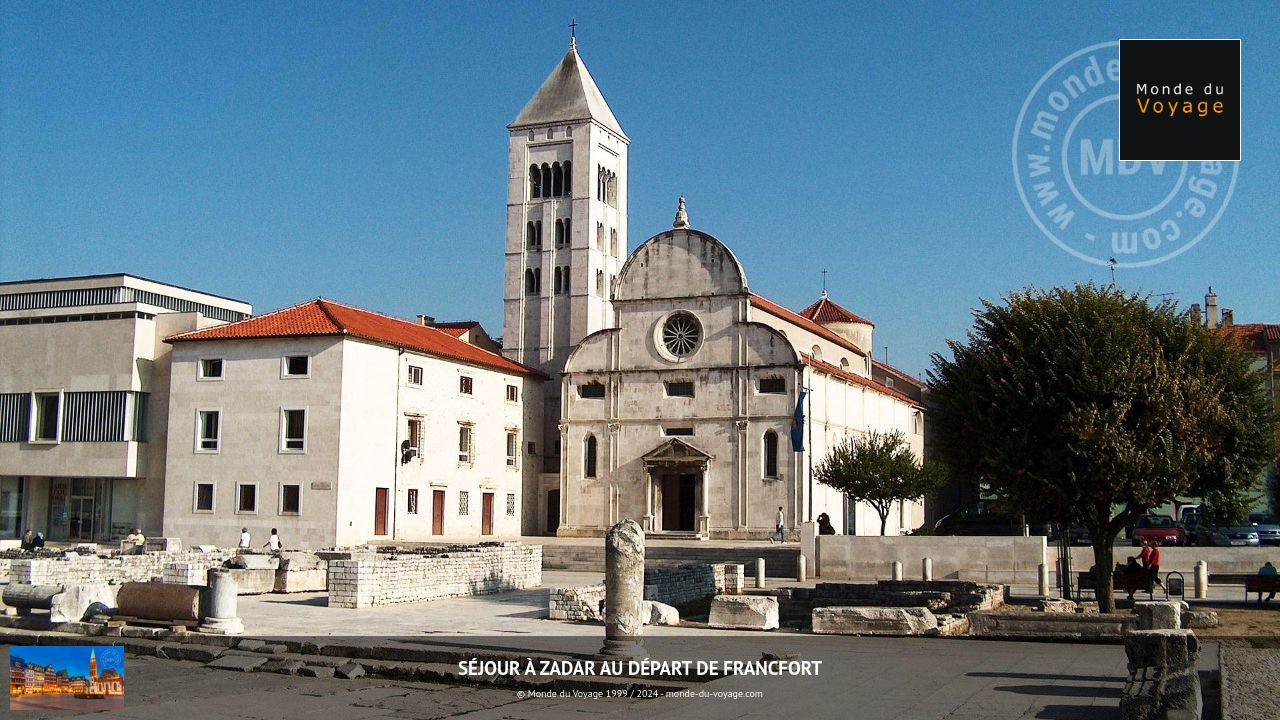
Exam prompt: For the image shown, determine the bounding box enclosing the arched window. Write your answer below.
[553,267,562,293]
[584,435,598,478]
[527,221,537,250]
[524,269,535,294]
[562,266,570,293]
[610,228,618,256]
[552,163,563,197]
[763,430,779,478]
[563,218,570,245]
[563,161,571,194]
[811,345,822,361]
[535,220,543,248]
[596,222,604,249]
[533,268,541,294]
[541,164,551,197]
[839,357,850,371]
[596,269,604,296]
[529,165,541,199]
[554,219,564,247]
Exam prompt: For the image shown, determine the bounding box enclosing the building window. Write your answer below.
[664,380,695,398]
[554,267,562,294]
[459,376,474,395]
[584,434,598,478]
[758,377,786,394]
[236,483,258,513]
[610,228,618,256]
[596,222,605,250]
[506,384,519,402]
[196,410,220,452]
[407,488,419,514]
[578,382,605,399]
[458,424,474,464]
[198,358,224,380]
[763,430,779,479]
[562,266,570,293]
[194,482,215,513]
[885,377,896,389]
[661,313,701,358]
[280,484,301,515]
[506,431,518,467]
[596,270,604,296]
[527,440,537,455]
[459,490,470,516]
[31,392,61,442]
[407,365,423,386]
[913,412,923,435]
[282,355,310,378]
[507,493,517,516]
[404,416,423,463]
[663,427,694,437]
[281,409,307,453]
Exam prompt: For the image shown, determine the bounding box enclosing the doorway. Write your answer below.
[432,490,445,535]
[546,489,560,535]
[373,487,389,536]
[481,492,494,535]
[660,474,697,532]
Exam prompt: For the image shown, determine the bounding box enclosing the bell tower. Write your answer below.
[503,39,629,475]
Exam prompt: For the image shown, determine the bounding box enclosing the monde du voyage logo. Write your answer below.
[1013,40,1240,268]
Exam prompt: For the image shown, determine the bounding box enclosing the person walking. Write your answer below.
[263,528,282,552]
[769,506,786,544]
[1139,538,1163,589]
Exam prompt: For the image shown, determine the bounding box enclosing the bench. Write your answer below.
[1244,575,1280,602]
[1076,571,1154,601]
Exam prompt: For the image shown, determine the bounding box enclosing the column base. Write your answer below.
[197,616,245,635]
[597,638,647,660]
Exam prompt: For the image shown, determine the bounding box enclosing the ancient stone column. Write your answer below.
[1038,563,1050,599]
[922,558,933,582]
[755,558,766,589]
[797,554,807,583]
[600,519,646,658]
[198,568,244,635]
[892,561,903,581]
[1194,561,1208,599]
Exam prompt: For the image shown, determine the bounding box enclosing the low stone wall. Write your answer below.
[969,610,1138,641]
[327,543,541,609]
[802,580,1004,613]
[813,535,1047,585]
[10,550,238,586]
[548,585,606,621]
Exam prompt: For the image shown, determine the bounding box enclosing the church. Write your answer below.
[503,40,927,539]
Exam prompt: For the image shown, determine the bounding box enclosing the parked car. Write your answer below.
[1248,513,1280,546]
[933,501,1052,536]
[1131,515,1186,546]
[1049,525,1093,545]
[1194,523,1261,547]
[1181,511,1204,543]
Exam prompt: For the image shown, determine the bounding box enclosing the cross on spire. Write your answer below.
[820,269,828,299]
[569,18,577,49]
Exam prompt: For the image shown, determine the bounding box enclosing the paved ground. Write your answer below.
[7,637,1194,720]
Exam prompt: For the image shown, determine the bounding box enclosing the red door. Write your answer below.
[374,487,389,535]
[481,492,494,535]
[432,490,445,535]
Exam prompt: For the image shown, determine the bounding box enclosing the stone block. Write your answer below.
[335,662,366,679]
[1032,598,1077,614]
[1181,610,1218,629]
[232,554,279,571]
[812,606,939,636]
[299,665,336,678]
[227,568,277,594]
[1134,601,1182,631]
[261,659,306,675]
[708,595,779,630]
[207,654,268,672]
[643,600,680,626]
[274,569,327,593]
[1125,629,1200,674]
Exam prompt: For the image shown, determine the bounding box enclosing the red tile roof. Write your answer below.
[1220,323,1280,353]
[426,321,480,338]
[167,299,545,379]
[799,295,874,326]
[749,293,867,358]
[871,358,926,389]
[801,353,924,409]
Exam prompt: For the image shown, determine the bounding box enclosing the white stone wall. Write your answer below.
[327,543,542,609]
[9,549,236,586]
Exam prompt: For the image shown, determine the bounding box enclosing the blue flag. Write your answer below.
[790,389,806,451]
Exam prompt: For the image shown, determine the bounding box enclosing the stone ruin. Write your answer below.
[792,579,1005,636]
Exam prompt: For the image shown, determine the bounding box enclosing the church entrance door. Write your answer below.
[660,474,698,532]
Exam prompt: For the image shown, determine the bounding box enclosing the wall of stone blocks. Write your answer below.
[549,563,743,621]
[327,543,542,609]
[548,584,606,621]
[9,550,237,586]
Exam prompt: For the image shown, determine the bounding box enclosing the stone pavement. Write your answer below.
[15,637,1209,720]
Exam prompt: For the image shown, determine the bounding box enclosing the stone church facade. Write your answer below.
[505,43,925,538]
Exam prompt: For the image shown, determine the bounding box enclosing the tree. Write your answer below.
[929,284,1277,612]
[815,430,945,535]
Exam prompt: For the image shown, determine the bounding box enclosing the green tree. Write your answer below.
[815,430,945,536]
[928,284,1276,612]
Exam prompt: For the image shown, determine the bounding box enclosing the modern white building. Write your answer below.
[162,299,545,548]
[0,274,251,542]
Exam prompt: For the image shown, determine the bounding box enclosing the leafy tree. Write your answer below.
[929,284,1276,612]
[815,430,945,536]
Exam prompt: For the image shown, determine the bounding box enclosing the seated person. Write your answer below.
[20,529,35,552]
[125,528,146,555]
[817,512,836,535]
[1258,561,1278,604]
[32,531,45,549]
[1121,556,1147,600]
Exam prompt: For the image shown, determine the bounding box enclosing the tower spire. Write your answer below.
[672,196,689,228]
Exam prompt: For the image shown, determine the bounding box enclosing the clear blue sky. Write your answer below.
[10,645,124,678]
[2,2,1276,378]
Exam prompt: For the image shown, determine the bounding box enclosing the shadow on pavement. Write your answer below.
[994,684,1123,698]
[968,671,1121,683]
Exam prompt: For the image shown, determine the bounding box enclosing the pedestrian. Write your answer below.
[769,506,786,544]
[1139,538,1163,588]
[238,527,251,549]
[125,528,146,555]
[32,531,44,549]
[1259,561,1278,604]
[263,528,281,552]
[20,529,35,552]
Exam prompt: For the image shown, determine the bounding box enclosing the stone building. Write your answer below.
[162,299,544,547]
[554,209,926,539]
[0,274,251,542]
